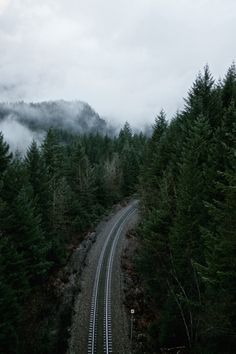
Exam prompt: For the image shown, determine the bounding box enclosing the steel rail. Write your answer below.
[87,204,136,354]
[104,208,136,354]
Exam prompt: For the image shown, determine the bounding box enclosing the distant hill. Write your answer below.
[0,100,111,151]
[0,100,108,134]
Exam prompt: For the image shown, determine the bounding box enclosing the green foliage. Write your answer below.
[138,65,236,353]
[222,62,236,108]
[0,236,29,354]
[0,121,146,352]
[0,131,12,177]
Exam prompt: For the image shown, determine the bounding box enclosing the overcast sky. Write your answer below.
[0,0,235,126]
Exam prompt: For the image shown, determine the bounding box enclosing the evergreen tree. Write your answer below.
[12,186,50,282]
[67,142,97,230]
[0,131,12,177]
[120,143,139,196]
[150,110,168,149]
[41,129,65,239]
[118,121,132,152]
[222,62,236,108]
[198,175,236,351]
[184,65,222,129]
[0,235,29,353]
[41,129,62,179]
[25,140,42,196]
[0,119,147,353]
[138,65,236,352]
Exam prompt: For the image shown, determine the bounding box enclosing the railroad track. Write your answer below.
[87,204,137,354]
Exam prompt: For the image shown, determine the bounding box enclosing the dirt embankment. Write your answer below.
[121,230,158,354]
[121,230,188,354]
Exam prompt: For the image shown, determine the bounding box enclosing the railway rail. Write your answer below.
[87,203,137,354]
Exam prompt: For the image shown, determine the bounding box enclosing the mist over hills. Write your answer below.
[0,100,111,152]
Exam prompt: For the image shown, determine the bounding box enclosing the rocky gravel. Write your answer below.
[68,201,139,354]
[112,211,140,354]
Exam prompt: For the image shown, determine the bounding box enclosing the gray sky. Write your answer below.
[0,0,235,126]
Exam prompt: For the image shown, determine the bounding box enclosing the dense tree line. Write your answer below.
[0,123,146,353]
[138,64,236,353]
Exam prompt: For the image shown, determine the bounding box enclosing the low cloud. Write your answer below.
[0,115,44,153]
[0,0,235,125]
[0,100,110,152]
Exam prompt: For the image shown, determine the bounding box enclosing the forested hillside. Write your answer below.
[0,101,108,135]
[0,101,112,152]
[138,64,236,353]
[0,123,146,353]
[1,64,236,354]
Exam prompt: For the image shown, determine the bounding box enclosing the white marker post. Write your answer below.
[130,309,135,352]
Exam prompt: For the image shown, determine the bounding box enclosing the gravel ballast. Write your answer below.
[68,201,139,354]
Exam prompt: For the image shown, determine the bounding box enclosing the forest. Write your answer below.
[0,124,146,353]
[138,64,236,353]
[0,63,236,354]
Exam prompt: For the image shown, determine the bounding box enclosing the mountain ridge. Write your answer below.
[0,100,108,135]
[0,100,111,151]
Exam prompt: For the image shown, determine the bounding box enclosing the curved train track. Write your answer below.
[87,203,137,354]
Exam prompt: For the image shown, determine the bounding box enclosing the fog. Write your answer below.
[0,115,44,152]
[0,0,236,126]
[0,100,110,152]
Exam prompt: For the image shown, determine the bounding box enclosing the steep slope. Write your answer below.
[0,100,109,151]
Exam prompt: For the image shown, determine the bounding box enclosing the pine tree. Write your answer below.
[222,62,236,108]
[120,143,139,196]
[0,131,12,177]
[184,65,222,129]
[139,110,173,212]
[0,235,29,353]
[41,129,62,179]
[52,177,72,237]
[118,122,133,152]
[196,122,236,352]
[41,129,65,236]
[103,153,122,203]
[150,110,168,149]
[25,140,42,196]
[137,65,236,352]
[10,186,50,282]
[184,65,214,116]
[67,142,97,230]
